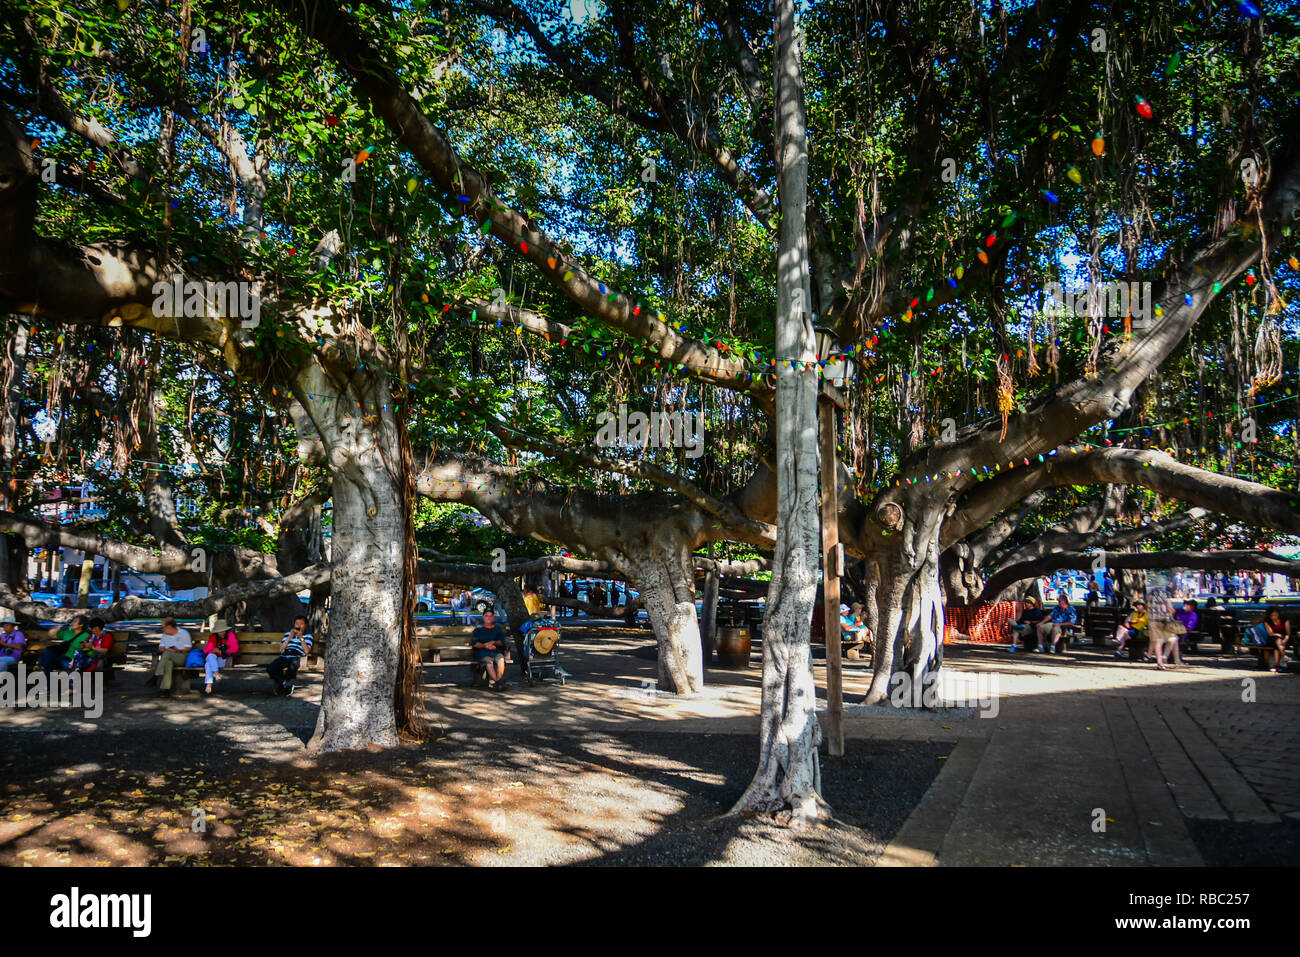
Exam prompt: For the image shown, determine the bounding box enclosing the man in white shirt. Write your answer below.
[152,617,193,696]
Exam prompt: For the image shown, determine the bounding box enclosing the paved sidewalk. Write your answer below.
[881,644,1300,866]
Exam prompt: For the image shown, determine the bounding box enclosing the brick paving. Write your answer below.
[884,642,1300,865]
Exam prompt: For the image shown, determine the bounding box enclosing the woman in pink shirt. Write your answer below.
[202,620,240,695]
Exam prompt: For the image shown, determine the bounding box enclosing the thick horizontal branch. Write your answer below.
[0,510,192,573]
[0,563,330,625]
[981,550,1300,600]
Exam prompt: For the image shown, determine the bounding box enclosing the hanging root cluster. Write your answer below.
[1085,315,1103,379]
[996,353,1014,441]
[1250,314,1283,395]
[393,395,426,742]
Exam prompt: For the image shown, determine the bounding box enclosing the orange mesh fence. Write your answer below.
[944,601,1024,643]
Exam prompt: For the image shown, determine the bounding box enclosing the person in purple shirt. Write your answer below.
[1174,600,1198,634]
[0,618,26,673]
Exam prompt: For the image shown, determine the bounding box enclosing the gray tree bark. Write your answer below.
[731,0,829,822]
[297,363,406,752]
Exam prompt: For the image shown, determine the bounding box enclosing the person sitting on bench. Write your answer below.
[1114,602,1147,658]
[1173,600,1199,655]
[0,618,27,673]
[40,615,90,673]
[268,616,312,696]
[1007,597,1046,653]
[71,619,113,672]
[1038,595,1078,654]
[203,620,240,695]
[472,609,510,692]
[151,618,193,696]
[1263,605,1293,674]
[848,603,872,645]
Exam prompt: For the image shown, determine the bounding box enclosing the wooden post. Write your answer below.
[818,391,844,757]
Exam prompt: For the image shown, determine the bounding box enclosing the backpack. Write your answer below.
[1244,623,1270,647]
[185,648,205,667]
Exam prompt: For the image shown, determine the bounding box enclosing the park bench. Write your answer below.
[1192,607,1239,655]
[21,630,131,680]
[151,625,480,694]
[150,631,328,695]
[1083,605,1121,647]
[1238,606,1300,670]
[416,624,476,661]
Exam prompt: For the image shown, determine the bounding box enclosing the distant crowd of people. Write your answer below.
[1007,588,1294,674]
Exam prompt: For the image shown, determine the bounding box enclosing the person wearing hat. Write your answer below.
[1007,596,1046,653]
[1114,601,1147,658]
[202,619,240,695]
[0,617,26,673]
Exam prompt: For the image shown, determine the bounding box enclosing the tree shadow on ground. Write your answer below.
[0,722,947,866]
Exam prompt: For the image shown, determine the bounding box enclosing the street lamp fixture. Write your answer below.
[814,324,855,386]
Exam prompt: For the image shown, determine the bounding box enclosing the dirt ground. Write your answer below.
[0,621,948,866]
[0,729,946,866]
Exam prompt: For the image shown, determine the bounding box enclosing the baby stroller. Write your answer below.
[518,615,566,686]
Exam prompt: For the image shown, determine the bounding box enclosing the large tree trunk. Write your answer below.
[301,365,406,752]
[619,534,704,693]
[864,506,945,707]
[731,0,829,823]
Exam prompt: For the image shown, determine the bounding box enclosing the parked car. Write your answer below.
[31,588,114,608]
[469,588,497,614]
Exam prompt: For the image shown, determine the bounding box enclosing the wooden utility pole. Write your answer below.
[818,385,845,757]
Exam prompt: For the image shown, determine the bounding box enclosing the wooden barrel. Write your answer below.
[716,626,752,668]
